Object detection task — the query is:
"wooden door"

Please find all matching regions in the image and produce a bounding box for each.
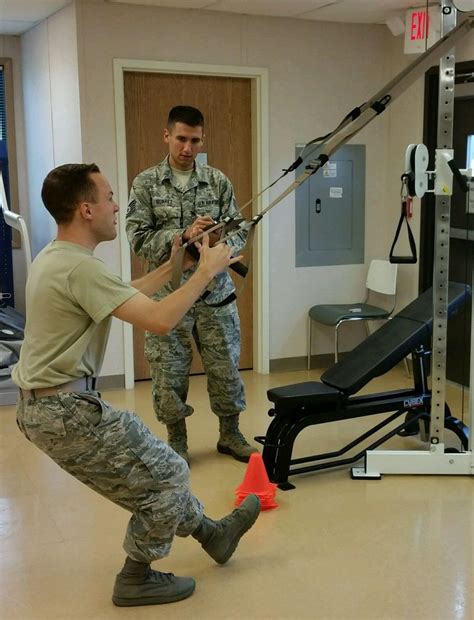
[124,72,253,379]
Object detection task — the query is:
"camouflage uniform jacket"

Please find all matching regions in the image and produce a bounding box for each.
[126,157,247,306]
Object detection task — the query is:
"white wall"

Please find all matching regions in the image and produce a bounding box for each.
[21,1,82,258]
[74,0,404,366]
[384,37,425,313]
[0,35,29,314]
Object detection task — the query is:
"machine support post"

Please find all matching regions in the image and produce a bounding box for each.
[352,0,474,479]
[431,0,457,445]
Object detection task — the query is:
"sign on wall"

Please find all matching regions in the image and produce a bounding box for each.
[404,6,441,54]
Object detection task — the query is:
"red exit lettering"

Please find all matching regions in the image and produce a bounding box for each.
[410,11,430,41]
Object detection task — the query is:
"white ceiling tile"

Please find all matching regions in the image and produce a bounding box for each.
[107,0,212,7]
[0,19,37,35]
[205,1,337,18]
[299,1,438,24]
[0,0,70,22]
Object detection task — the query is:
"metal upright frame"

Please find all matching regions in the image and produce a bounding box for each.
[353,0,474,478]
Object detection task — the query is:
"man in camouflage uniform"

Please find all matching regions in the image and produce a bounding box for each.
[126,105,258,463]
[13,163,260,607]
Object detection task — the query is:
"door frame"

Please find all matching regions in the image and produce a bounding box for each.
[113,58,270,388]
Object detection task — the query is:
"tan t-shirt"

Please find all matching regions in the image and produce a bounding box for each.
[12,240,138,389]
[170,165,193,191]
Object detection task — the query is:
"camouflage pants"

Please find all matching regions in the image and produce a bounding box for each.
[145,300,246,425]
[16,391,203,563]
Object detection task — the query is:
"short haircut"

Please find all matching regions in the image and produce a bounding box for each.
[167,105,204,130]
[41,163,101,225]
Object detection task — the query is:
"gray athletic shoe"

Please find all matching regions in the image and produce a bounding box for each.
[192,494,261,564]
[112,558,195,607]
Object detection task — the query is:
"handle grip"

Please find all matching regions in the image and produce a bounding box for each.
[185,243,248,278]
[389,256,417,264]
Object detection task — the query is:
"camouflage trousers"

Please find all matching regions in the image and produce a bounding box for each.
[145,300,246,425]
[16,391,203,563]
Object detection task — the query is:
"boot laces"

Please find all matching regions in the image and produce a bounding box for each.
[230,429,250,447]
[147,569,176,584]
[215,507,244,531]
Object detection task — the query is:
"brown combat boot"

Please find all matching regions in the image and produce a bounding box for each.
[217,414,259,462]
[192,494,261,564]
[166,419,189,464]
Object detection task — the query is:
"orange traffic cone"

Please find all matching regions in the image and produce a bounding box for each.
[235,453,278,510]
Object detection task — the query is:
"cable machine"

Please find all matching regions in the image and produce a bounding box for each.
[353,0,474,478]
[257,0,474,486]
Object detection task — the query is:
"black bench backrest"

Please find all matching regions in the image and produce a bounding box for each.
[321,282,469,396]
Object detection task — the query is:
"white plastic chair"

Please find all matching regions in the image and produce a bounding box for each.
[307,260,398,370]
[0,172,31,278]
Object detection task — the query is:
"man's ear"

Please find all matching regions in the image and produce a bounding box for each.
[164,128,170,144]
[79,202,93,220]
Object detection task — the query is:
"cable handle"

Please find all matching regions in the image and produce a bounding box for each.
[185,238,248,278]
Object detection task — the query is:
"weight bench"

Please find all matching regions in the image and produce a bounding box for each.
[256,282,470,489]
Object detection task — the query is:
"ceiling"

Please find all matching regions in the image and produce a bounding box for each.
[0,0,438,36]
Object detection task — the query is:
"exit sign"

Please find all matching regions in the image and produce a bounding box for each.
[404,6,441,54]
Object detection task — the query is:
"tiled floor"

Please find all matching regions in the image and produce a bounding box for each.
[0,366,472,619]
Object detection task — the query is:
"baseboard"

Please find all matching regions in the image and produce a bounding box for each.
[96,375,126,390]
[270,354,334,372]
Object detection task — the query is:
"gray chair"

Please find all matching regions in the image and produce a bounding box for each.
[307,260,398,370]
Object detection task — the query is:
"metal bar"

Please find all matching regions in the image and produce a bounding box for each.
[0,171,32,275]
[286,414,426,476]
[289,409,408,465]
[469,243,474,451]
[431,0,457,445]
[450,227,474,239]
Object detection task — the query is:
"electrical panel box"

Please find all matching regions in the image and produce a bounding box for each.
[295,144,365,267]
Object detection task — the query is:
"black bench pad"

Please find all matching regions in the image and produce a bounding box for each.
[321,282,469,396]
[267,381,342,414]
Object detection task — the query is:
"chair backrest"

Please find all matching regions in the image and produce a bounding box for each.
[0,172,32,276]
[366,259,397,296]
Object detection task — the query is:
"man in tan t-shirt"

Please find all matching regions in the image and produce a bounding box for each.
[13,163,260,608]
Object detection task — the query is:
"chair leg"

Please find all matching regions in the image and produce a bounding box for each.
[307,317,312,370]
[364,320,370,338]
[334,324,339,364]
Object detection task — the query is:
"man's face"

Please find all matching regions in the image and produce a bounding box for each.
[164,122,203,171]
[88,173,119,242]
